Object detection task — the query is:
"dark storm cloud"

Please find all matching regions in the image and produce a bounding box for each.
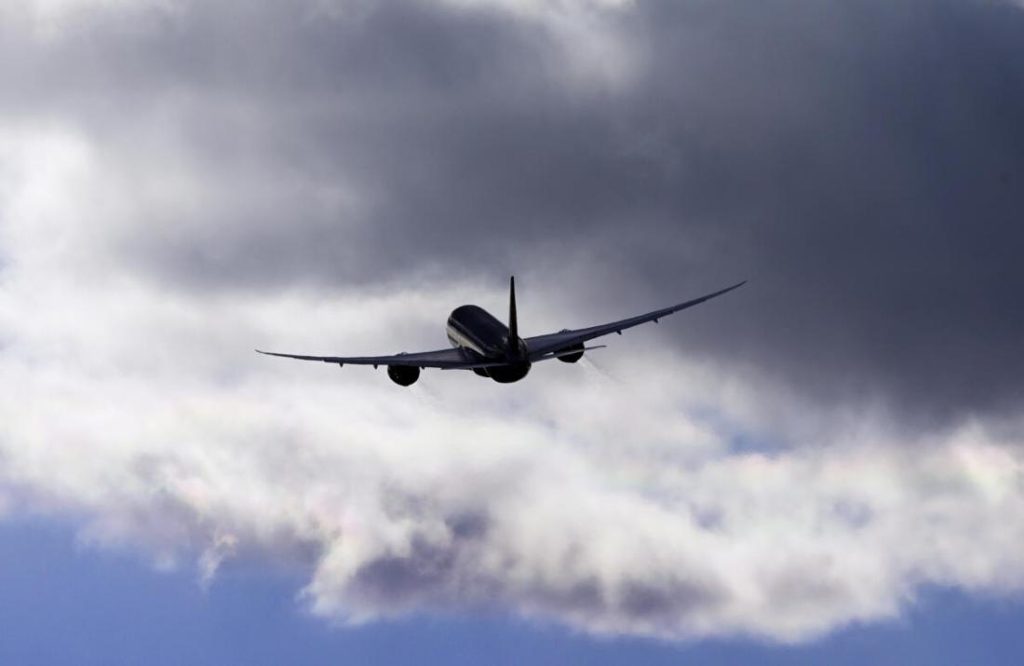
[625,0,1024,424]
[6,0,1024,423]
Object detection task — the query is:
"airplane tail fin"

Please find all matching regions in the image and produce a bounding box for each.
[508,275,519,355]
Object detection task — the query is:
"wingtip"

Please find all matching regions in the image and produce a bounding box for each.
[707,280,747,300]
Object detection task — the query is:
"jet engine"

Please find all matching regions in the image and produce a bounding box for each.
[556,342,585,363]
[387,365,420,386]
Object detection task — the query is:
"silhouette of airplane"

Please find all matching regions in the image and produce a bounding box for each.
[258,277,745,385]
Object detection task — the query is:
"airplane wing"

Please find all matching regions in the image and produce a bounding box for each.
[256,347,503,370]
[524,280,746,360]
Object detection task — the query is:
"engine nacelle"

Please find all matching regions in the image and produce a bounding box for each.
[387,365,420,386]
[556,342,585,363]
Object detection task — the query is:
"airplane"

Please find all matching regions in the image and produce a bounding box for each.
[257,277,745,386]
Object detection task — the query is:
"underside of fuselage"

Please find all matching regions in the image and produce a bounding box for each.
[446,304,531,383]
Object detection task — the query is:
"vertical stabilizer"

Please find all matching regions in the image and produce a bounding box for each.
[508,275,519,355]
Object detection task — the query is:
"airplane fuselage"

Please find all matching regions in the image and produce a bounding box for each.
[446,305,530,383]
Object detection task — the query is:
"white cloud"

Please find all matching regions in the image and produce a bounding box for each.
[1,0,180,39]
[2,121,1024,643]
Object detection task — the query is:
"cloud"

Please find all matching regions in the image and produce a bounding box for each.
[2,0,1024,644]
[5,0,1020,422]
[0,0,179,40]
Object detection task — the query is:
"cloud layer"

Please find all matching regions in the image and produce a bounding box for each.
[2,0,1024,643]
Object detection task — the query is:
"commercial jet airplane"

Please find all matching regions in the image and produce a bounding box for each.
[257,277,745,386]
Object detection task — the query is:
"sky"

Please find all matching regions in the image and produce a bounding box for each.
[1,0,1024,662]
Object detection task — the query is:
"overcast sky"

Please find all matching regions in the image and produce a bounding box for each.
[2,0,1024,661]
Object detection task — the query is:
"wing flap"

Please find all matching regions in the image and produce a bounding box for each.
[525,281,745,359]
[256,347,485,369]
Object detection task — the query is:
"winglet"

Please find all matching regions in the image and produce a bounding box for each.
[508,275,519,356]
